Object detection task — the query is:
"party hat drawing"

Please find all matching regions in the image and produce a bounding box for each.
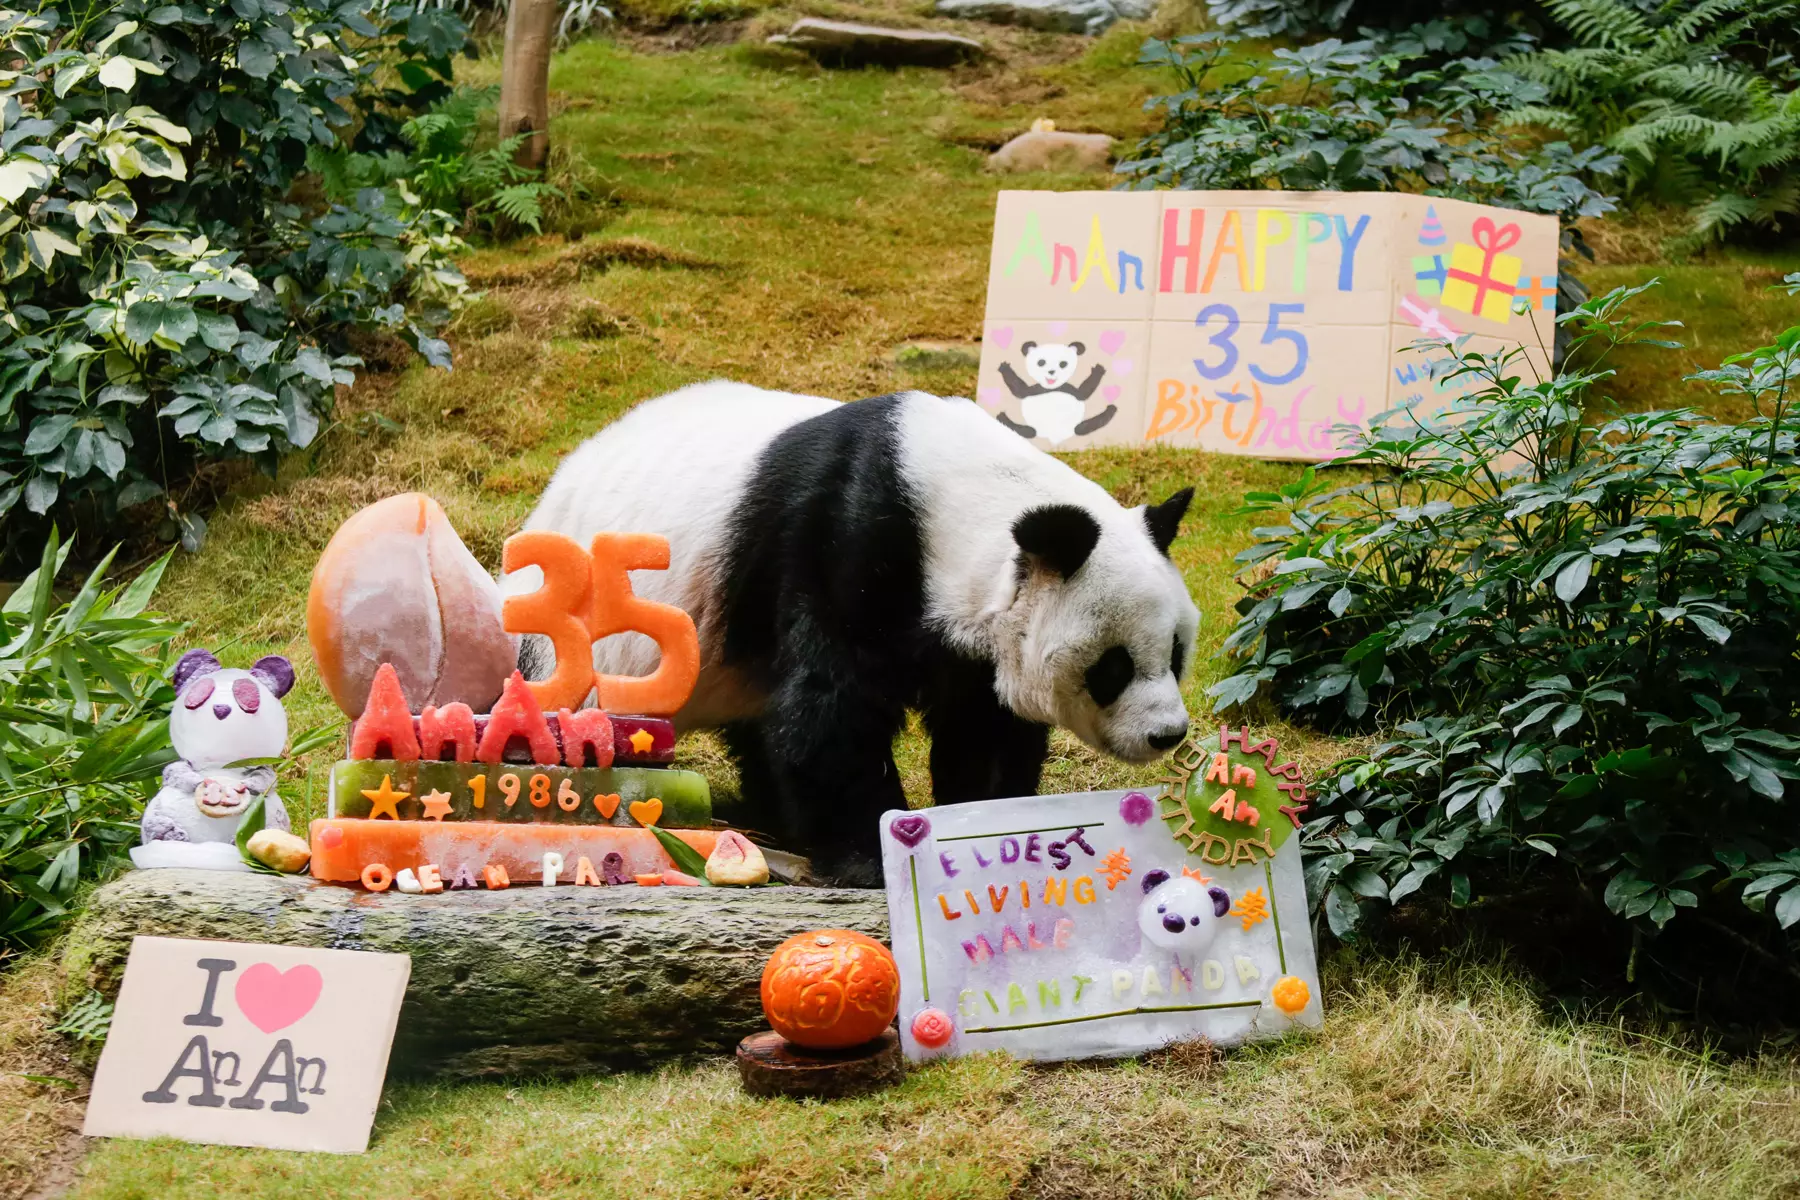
[1419,205,1446,246]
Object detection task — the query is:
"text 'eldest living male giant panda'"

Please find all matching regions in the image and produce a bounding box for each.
[521,382,1200,883]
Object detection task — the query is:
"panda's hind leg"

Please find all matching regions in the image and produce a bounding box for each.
[922,650,1049,804]
[718,720,783,839]
[758,667,908,886]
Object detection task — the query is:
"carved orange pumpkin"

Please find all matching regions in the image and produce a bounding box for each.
[760,929,900,1050]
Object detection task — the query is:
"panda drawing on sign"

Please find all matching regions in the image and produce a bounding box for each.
[996,341,1117,446]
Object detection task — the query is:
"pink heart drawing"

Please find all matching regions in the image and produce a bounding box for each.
[988,325,1013,350]
[1048,321,1068,338]
[1112,357,1135,378]
[977,386,1004,411]
[1103,384,1122,403]
[235,963,323,1034]
[890,814,932,848]
[1098,329,1127,356]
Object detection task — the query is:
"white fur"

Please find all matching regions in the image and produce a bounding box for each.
[519,381,838,726]
[522,383,1199,761]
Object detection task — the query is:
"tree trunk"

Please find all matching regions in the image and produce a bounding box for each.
[498,0,559,169]
[60,869,889,1080]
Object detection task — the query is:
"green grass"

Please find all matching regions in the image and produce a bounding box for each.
[9,16,1800,1199]
[60,950,1800,1198]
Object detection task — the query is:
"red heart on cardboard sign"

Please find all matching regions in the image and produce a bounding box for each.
[234,963,323,1034]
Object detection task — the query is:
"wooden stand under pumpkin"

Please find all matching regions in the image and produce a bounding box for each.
[737,929,904,1099]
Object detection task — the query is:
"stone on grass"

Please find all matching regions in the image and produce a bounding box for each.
[768,19,984,68]
[935,0,1148,36]
[60,868,888,1079]
[989,125,1115,174]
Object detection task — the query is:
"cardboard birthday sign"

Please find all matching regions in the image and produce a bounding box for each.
[881,727,1322,1063]
[84,937,409,1154]
[977,191,1559,459]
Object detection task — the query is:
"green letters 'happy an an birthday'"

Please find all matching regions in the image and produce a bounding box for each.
[1155,726,1310,867]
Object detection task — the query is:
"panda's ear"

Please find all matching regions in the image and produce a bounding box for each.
[1208,886,1230,918]
[251,655,295,699]
[1069,342,1085,356]
[171,649,221,693]
[1144,487,1195,557]
[1013,505,1101,579]
[1019,341,1037,357]
[1140,869,1170,894]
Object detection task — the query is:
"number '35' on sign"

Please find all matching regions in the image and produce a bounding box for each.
[1191,302,1309,385]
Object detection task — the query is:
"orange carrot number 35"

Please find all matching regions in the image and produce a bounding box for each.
[500,531,701,717]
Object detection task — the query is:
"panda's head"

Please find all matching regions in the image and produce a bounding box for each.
[1137,869,1230,953]
[982,488,1199,762]
[1020,341,1082,391]
[168,649,294,770]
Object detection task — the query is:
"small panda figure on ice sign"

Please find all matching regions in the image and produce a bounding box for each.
[995,341,1117,446]
[522,383,1198,883]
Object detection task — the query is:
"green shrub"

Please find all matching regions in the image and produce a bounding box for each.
[1503,0,1800,245]
[310,87,570,237]
[1120,30,1619,224]
[0,0,474,553]
[1209,282,1800,952]
[0,531,183,954]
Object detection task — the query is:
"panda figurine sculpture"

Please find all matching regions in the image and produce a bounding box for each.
[521,383,1199,883]
[1137,869,1231,955]
[131,649,295,871]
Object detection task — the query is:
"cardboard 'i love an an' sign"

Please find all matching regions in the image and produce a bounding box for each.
[84,936,409,1154]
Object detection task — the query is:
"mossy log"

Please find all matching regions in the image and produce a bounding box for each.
[60,869,888,1080]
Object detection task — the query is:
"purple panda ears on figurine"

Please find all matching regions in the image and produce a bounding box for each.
[251,655,295,699]
[171,649,221,693]
[1208,886,1230,918]
[1141,869,1170,894]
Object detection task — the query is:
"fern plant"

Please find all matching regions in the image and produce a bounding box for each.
[1504,0,1800,243]
[311,87,569,236]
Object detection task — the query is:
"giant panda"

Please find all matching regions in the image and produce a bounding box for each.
[520,381,1199,883]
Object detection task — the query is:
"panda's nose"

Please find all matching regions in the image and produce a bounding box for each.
[1148,723,1189,752]
[212,703,232,720]
[1162,913,1187,934]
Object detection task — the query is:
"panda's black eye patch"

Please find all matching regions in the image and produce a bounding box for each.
[1171,635,1185,679]
[1085,645,1134,708]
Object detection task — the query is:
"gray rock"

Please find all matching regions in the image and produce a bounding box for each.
[61,868,889,1079]
[768,18,985,67]
[989,128,1116,174]
[935,0,1139,36]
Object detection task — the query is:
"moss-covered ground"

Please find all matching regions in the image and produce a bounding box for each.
[5,9,1799,1197]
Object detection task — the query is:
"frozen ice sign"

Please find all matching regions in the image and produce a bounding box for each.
[976,191,1558,459]
[880,727,1322,1063]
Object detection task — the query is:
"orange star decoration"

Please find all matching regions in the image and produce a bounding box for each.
[419,789,454,820]
[1100,847,1132,890]
[361,774,410,820]
[1231,886,1270,931]
[1180,865,1213,885]
[628,728,655,755]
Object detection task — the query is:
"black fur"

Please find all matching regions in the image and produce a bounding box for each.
[717,395,1048,884]
[1084,645,1135,708]
[1013,504,1101,578]
[1144,487,1194,556]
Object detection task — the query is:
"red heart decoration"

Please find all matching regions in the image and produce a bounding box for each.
[234,962,323,1034]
